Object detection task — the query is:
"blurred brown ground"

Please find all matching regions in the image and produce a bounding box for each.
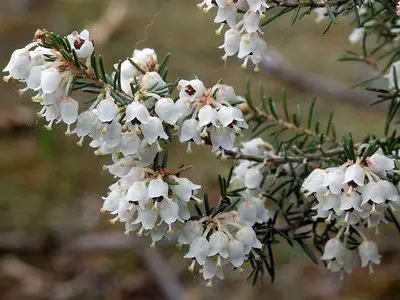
[0,0,397,299]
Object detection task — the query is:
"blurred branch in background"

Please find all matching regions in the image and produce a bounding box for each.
[0,233,183,300]
[260,51,376,106]
[86,0,129,47]
[0,107,35,135]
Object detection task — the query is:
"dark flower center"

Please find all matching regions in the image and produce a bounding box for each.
[74,38,85,50]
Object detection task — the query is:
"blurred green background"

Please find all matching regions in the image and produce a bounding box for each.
[0,0,398,299]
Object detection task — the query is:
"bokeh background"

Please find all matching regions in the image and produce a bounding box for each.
[0,0,398,299]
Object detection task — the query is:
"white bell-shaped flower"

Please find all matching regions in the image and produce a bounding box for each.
[302,168,326,193]
[102,120,122,148]
[150,224,168,244]
[235,226,262,254]
[243,10,260,33]
[60,97,79,125]
[26,66,42,90]
[244,168,263,189]
[340,191,362,212]
[141,72,165,91]
[132,48,158,72]
[136,141,159,167]
[41,67,62,94]
[360,180,399,205]
[214,6,237,28]
[41,90,61,105]
[228,239,246,267]
[3,48,31,80]
[217,106,244,127]
[219,29,241,59]
[208,231,229,258]
[148,177,170,200]
[253,196,270,223]
[317,193,341,212]
[106,157,132,177]
[175,98,193,121]
[328,248,354,274]
[115,198,137,222]
[125,101,150,124]
[202,258,225,280]
[116,59,137,80]
[102,189,122,212]
[121,134,141,156]
[232,160,253,183]
[210,128,235,151]
[158,200,179,224]
[155,97,178,125]
[322,167,347,194]
[246,0,268,11]
[178,221,204,244]
[366,153,395,175]
[178,200,191,220]
[97,98,119,123]
[67,29,94,59]
[184,236,210,265]
[171,177,201,202]
[178,79,206,102]
[343,163,365,186]
[133,208,158,230]
[179,119,202,144]
[238,33,259,59]
[238,199,257,226]
[198,105,218,127]
[215,84,238,104]
[241,138,267,156]
[43,104,61,127]
[358,240,381,268]
[74,110,97,137]
[321,238,345,264]
[125,220,141,235]
[125,181,148,209]
[140,116,169,145]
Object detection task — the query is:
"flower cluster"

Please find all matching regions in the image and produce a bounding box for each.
[2,30,95,133]
[2,29,274,286]
[179,199,269,287]
[197,0,269,71]
[176,79,248,155]
[302,152,399,233]
[231,138,273,190]
[321,235,381,276]
[101,165,202,244]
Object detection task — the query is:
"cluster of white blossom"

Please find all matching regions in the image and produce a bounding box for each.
[3,27,249,159]
[176,79,248,155]
[101,164,203,243]
[302,152,399,275]
[231,138,272,189]
[3,30,94,133]
[197,0,269,71]
[2,29,274,285]
[179,200,269,286]
[321,234,381,276]
[302,152,399,232]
